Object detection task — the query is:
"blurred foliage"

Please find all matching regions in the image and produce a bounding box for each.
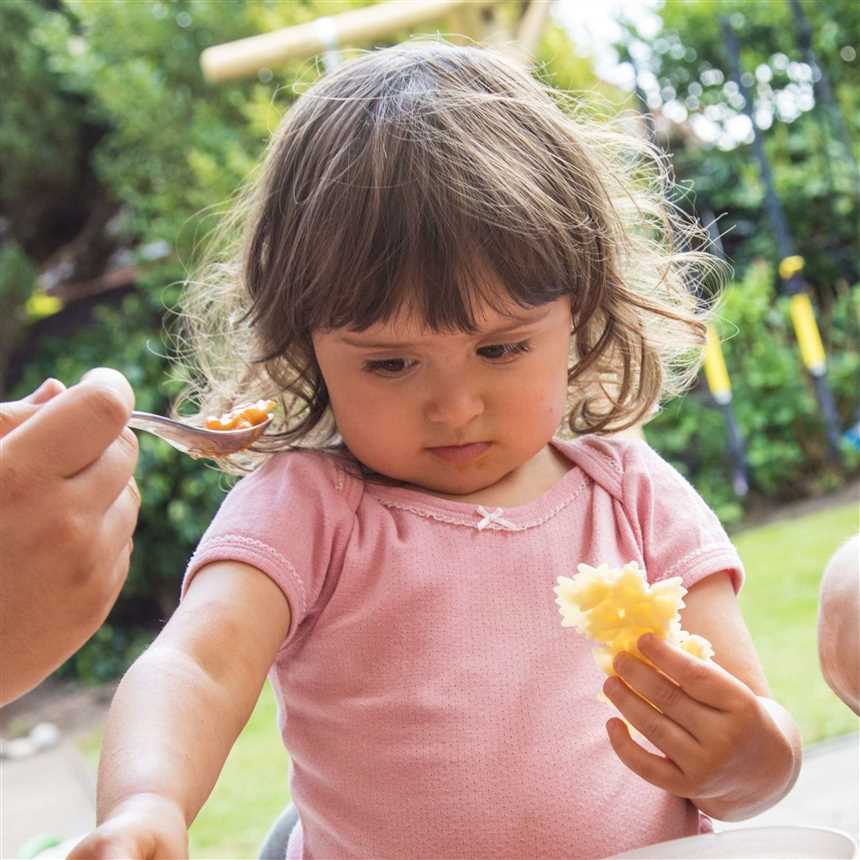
[615,0,860,522]
[0,242,36,384]
[1,0,343,681]
[647,264,860,525]
[1,0,604,682]
[2,0,857,681]
[618,0,860,300]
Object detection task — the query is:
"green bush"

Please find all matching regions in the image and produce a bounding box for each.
[6,0,582,682]
[3,0,375,681]
[4,0,857,681]
[647,264,859,525]
[634,0,860,299]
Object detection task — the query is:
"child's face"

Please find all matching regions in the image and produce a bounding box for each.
[312,294,572,496]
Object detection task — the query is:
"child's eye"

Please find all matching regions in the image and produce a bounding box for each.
[477,340,531,361]
[362,358,416,376]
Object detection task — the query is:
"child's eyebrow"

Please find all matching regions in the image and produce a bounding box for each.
[338,306,553,350]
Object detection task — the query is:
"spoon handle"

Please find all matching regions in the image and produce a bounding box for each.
[128,410,195,454]
[128,410,186,433]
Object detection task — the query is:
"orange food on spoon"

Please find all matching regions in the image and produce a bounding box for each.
[206,399,276,431]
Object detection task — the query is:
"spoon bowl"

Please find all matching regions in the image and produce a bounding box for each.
[128,410,272,459]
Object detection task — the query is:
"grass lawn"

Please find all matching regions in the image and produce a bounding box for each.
[85,501,859,858]
[188,682,290,859]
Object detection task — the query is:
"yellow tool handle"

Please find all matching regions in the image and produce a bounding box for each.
[778,254,805,281]
[788,292,827,374]
[703,325,732,404]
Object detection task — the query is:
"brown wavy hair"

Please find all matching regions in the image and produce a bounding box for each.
[174,40,723,475]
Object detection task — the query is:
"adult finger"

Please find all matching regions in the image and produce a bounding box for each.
[70,428,140,514]
[4,368,135,479]
[0,379,66,438]
[101,479,142,564]
[0,400,40,439]
[101,530,135,608]
[89,478,139,583]
[24,377,67,404]
[637,634,749,712]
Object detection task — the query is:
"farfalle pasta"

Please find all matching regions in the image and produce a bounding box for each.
[554,562,714,676]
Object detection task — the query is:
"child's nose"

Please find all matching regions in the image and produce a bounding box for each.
[423,381,485,428]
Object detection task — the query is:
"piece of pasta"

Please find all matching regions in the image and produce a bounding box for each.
[554,561,714,676]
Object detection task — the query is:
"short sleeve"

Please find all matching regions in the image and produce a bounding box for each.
[182,450,360,647]
[621,440,744,593]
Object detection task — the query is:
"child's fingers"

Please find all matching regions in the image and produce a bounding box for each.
[611,652,718,741]
[637,633,748,711]
[605,718,686,796]
[603,675,698,765]
[68,830,147,860]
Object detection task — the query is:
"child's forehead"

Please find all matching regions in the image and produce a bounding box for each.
[345,298,563,342]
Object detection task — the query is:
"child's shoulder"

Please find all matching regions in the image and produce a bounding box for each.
[558,434,675,496]
[241,447,365,508]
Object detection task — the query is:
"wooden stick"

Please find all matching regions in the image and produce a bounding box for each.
[201,0,497,83]
[490,0,552,67]
[512,0,552,63]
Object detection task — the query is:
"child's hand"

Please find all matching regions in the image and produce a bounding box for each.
[68,793,187,860]
[602,633,796,820]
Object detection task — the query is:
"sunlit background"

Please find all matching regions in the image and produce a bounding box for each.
[1,1,857,857]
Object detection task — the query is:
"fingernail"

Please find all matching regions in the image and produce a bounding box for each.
[81,367,104,383]
[638,633,656,651]
[613,653,629,674]
[79,368,133,402]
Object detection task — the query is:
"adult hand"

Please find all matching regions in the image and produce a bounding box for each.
[0,369,140,705]
[68,793,188,860]
[602,633,796,821]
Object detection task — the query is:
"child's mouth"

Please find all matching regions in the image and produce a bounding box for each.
[427,442,491,464]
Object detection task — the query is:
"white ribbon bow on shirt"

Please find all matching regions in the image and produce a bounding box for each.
[475,506,516,531]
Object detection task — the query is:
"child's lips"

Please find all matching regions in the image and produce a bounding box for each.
[427,441,491,464]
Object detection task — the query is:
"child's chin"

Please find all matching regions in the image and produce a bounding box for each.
[409,466,503,497]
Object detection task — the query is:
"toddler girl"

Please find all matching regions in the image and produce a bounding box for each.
[73,42,800,860]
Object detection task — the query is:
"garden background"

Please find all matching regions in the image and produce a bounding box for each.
[1,0,858,856]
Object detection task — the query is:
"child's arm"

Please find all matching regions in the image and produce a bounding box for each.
[69,561,291,860]
[601,570,802,822]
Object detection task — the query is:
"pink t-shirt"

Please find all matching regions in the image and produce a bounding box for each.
[184,436,743,859]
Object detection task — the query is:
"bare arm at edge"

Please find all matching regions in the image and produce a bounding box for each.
[69,561,290,859]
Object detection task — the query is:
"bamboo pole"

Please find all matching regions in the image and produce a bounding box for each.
[201,0,497,83]
[508,0,553,65]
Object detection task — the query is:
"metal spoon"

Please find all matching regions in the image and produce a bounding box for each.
[128,410,272,459]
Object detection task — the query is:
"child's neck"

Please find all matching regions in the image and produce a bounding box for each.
[415,441,571,508]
